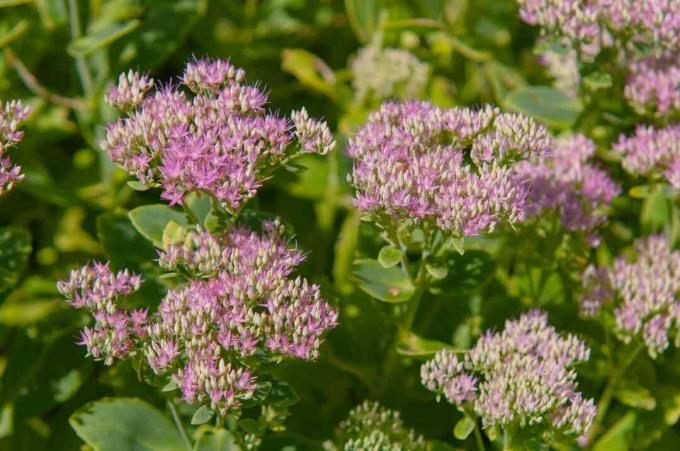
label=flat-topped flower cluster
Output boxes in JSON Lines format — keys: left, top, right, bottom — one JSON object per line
{"left": 0, "top": 100, "right": 30, "bottom": 195}
{"left": 519, "top": 133, "right": 620, "bottom": 244}
{"left": 422, "top": 310, "right": 595, "bottom": 439}
{"left": 59, "top": 222, "right": 337, "bottom": 416}
{"left": 347, "top": 101, "right": 552, "bottom": 237}
{"left": 517, "top": 0, "right": 680, "bottom": 59}
{"left": 613, "top": 124, "right": 680, "bottom": 188}
{"left": 581, "top": 235, "right": 680, "bottom": 357}
{"left": 102, "top": 58, "right": 334, "bottom": 210}
{"left": 336, "top": 401, "right": 426, "bottom": 451}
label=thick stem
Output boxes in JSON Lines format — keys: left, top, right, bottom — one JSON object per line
{"left": 588, "top": 341, "right": 644, "bottom": 444}
{"left": 167, "top": 400, "right": 192, "bottom": 450}
{"left": 503, "top": 428, "right": 511, "bottom": 451}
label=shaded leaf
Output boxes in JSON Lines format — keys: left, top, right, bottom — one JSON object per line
{"left": 128, "top": 204, "right": 188, "bottom": 245}
{"left": 191, "top": 406, "right": 214, "bottom": 425}
{"left": 453, "top": 415, "right": 475, "bottom": 440}
{"left": 0, "top": 227, "right": 31, "bottom": 293}
{"left": 352, "top": 258, "right": 415, "bottom": 303}
{"left": 378, "top": 245, "right": 402, "bottom": 268}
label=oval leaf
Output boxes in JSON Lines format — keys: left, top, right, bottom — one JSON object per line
{"left": 69, "top": 397, "right": 185, "bottom": 451}
{"left": 353, "top": 258, "right": 415, "bottom": 303}
{"left": 191, "top": 405, "right": 215, "bottom": 425}
{"left": 504, "top": 86, "right": 583, "bottom": 129}
{"left": 454, "top": 415, "right": 476, "bottom": 440}
{"left": 128, "top": 204, "right": 188, "bottom": 245}
{"left": 378, "top": 246, "right": 402, "bottom": 268}
{"left": 396, "top": 332, "right": 458, "bottom": 357}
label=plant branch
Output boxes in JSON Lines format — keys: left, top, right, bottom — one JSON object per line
{"left": 167, "top": 400, "right": 192, "bottom": 450}
{"left": 3, "top": 48, "right": 90, "bottom": 110}
{"left": 67, "top": 0, "right": 94, "bottom": 98}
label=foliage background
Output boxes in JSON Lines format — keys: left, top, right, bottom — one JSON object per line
{"left": 0, "top": 0, "right": 678, "bottom": 450}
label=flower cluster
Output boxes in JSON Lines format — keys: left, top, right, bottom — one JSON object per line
{"left": 336, "top": 401, "right": 426, "bottom": 451}
{"left": 625, "top": 53, "right": 680, "bottom": 116}
{"left": 151, "top": 221, "right": 337, "bottom": 415}
{"left": 57, "top": 262, "right": 146, "bottom": 365}
{"left": 102, "top": 58, "right": 334, "bottom": 209}
{"left": 347, "top": 101, "right": 551, "bottom": 237}
{"left": 581, "top": 235, "right": 680, "bottom": 357}
{"left": 422, "top": 310, "right": 595, "bottom": 438}
{"left": 518, "top": 134, "right": 620, "bottom": 245}
{"left": 0, "top": 100, "right": 30, "bottom": 195}
{"left": 59, "top": 223, "right": 338, "bottom": 416}
{"left": 517, "top": 0, "right": 680, "bottom": 59}
{"left": 351, "top": 46, "right": 429, "bottom": 103}
{"left": 613, "top": 124, "right": 680, "bottom": 188}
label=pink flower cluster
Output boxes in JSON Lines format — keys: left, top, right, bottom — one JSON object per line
{"left": 347, "top": 101, "right": 551, "bottom": 237}
{"left": 581, "top": 235, "right": 680, "bottom": 357}
{"left": 0, "top": 100, "right": 30, "bottom": 195}
{"left": 60, "top": 223, "right": 337, "bottom": 415}
{"left": 102, "top": 58, "right": 334, "bottom": 210}
{"left": 517, "top": 0, "right": 680, "bottom": 59}
{"left": 422, "top": 310, "right": 595, "bottom": 438}
{"left": 625, "top": 53, "right": 680, "bottom": 116}
{"left": 57, "top": 262, "right": 146, "bottom": 365}
{"left": 613, "top": 124, "right": 680, "bottom": 188}
{"left": 150, "top": 222, "right": 337, "bottom": 414}
{"left": 518, "top": 134, "right": 620, "bottom": 245}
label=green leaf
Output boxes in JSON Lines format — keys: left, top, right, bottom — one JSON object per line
{"left": 584, "top": 71, "right": 613, "bottom": 90}
{"left": 281, "top": 49, "right": 337, "bottom": 99}
{"left": 396, "top": 332, "right": 457, "bottom": 357}
{"left": 162, "top": 221, "right": 187, "bottom": 249}
{"left": 0, "top": 227, "right": 31, "bottom": 292}
{"left": 378, "top": 246, "right": 402, "bottom": 268}
{"left": 352, "top": 258, "right": 415, "bottom": 303}
{"left": 333, "top": 211, "right": 361, "bottom": 294}
{"left": 67, "top": 19, "right": 141, "bottom": 57}
{"left": 184, "top": 192, "right": 212, "bottom": 225}
{"left": 191, "top": 406, "right": 214, "bottom": 425}
{"left": 267, "top": 378, "right": 300, "bottom": 408}
{"left": 69, "top": 397, "right": 185, "bottom": 451}
{"left": 427, "top": 440, "right": 461, "bottom": 451}
{"left": 193, "top": 428, "right": 238, "bottom": 451}
{"left": 453, "top": 415, "right": 475, "bottom": 440}
{"left": 592, "top": 411, "right": 637, "bottom": 451}
{"left": 238, "top": 418, "right": 263, "bottom": 435}
{"left": 615, "top": 384, "right": 657, "bottom": 410}
{"left": 640, "top": 187, "right": 670, "bottom": 233}
{"left": 96, "top": 212, "right": 156, "bottom": 270}
{"left": 127, "top": 180, "right": 150, "bottom": 191}
{"left": 504, "top": 86, "right": 583, "bottom": 129}
{"left": 436, "top": 250, "right": 495, "bottom": 296}
{"left": 425, "top": 263, "right": 448, "bottom": 280}
{"left": 117, "top": 0, "right": 206, "bottom": 70}
{"left": 344, "top": 0, "right": 381, "bottom": 42}
{"left": 449, "top": 237, "right": 465, "bottom": 255}
{"left": 128, "top": 204, "right": 188, "bottom": 245}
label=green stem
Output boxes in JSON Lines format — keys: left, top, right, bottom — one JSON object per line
{"left": 473, "top": 421, "right": 486, "bottom": 451}
{"left": 167, "top": 400, "right": 192, "bottom": 450}
{"left": 588, "top": 341, "right": 644, "bottom": 444}
{"left": 503, "top": 428, "right": 510, "bottom": 451}
{"left": 67, "top": 0, "right": 94, "bottom": 99}
{"left": 400, "top": 262, "right": 427, "bottom": 334}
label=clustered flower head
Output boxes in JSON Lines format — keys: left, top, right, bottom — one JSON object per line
{"left": 57, "top": 262, "right": 146, "bottom": 365}
{"left": 336, "top": 401, "right": 426, "bottom": 451}
{"left": 0, "top": 100, "right": 30, "bottom": 195}
{"left": 347, "top": 101, "right": 551, "bottom": 237}
{"left": 625, "top": 53, "right": 680, "bottom": 116}
{"left": 351, "top": 46, "right": 429, "bottom": 103}
{"left": 613, "top": 124, "right": 680, "bottom": 188}
{"left": 517, "top": 0, "right": 680, "bottom": 60}
{"left": 102, "top": 58, "right": 335, "bottom": 210}
{"left": 60, "top": 223, "right": 338, "bottom": 416}
{"left": 421, "top": 310, "right": 595, "bottom": 439}
{"left": 518, "top": 134, "right": 620, "bottom": 245}
{"left": 581, "top": 235, "right": 680, "bottom": 357}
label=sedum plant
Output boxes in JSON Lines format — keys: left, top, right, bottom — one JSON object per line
{"left": 58, "top": 58, "right": 338, "bottom": 448}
